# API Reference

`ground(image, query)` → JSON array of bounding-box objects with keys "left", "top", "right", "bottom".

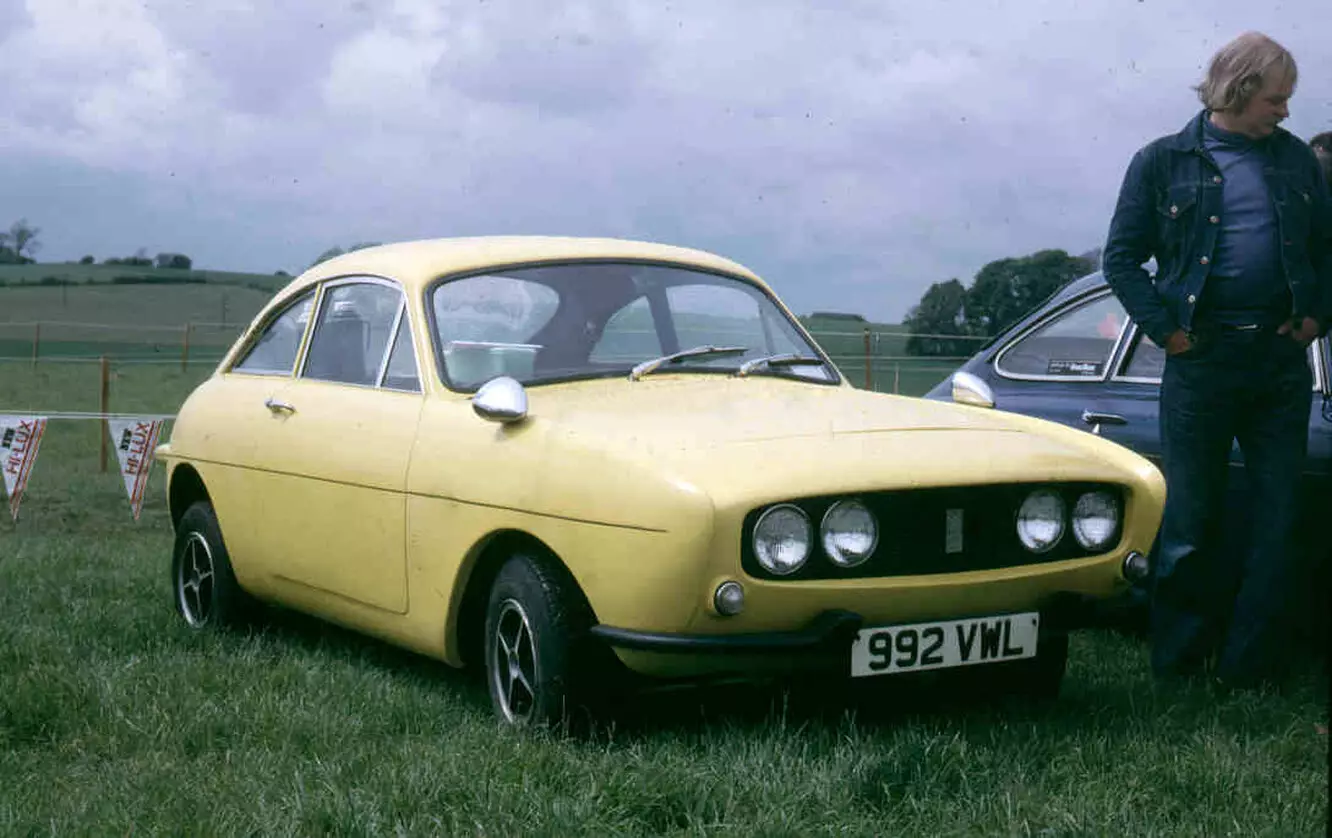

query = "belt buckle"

[{"left": 1234, "top": 323, "right": 1260, "bottom": 331}]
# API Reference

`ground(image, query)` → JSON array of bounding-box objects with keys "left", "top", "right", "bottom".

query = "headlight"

[
  {"left": 753, "top": 504, "right": 811, "bottom": 575},
  {"left": 1072, "top": 490, "right": 1120, "bottom": 551},
  {"left": 820, "top": 500, "right": 877, "bottom": 567},
  {"left": 1016, "top": 489, "right": 1065, "bottom": 552}
]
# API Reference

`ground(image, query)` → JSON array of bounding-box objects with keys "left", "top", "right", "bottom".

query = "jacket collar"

[
  {"left": 1167, "top": 109, "right": 1292, "bottom": 153},
  {"left": 1164, "top": 110, "right": 1210, "bottom": 152}
]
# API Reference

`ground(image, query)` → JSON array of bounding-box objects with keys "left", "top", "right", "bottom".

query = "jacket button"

[
  {"left": 1199, "top": 256, "right": 1210, "bottom": 265},
  {"left": 1187, "top": 294, "right": 1197, "bottom": 304},
  {"left": 1170, "top": 205, "right": 1179, "bottom": 215},
  {"left": 1209, "top": 215, "right": 1219, "bottom": 223}
]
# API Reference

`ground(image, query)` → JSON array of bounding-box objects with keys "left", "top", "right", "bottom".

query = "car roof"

[
  {"left": 280, "top": 236, "right": 767, "bottom": 297},
  {"left": 1047, "top": 271, "right": 1109, "bottom": 306}
]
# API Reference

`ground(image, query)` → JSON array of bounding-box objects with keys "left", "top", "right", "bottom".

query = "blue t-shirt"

[{"left": 1197, "top": 115, "right": 1290, "bottom": 325}]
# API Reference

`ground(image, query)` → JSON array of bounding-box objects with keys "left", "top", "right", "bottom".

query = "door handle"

[
  {"left": 1081, "top": 410, "right": 1127, "bottom": 435},
  {"left": 264, "top": 397, "right": 296, "bottom": 414}
]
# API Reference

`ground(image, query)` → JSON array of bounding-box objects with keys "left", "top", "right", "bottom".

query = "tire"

[
  {"left": 483, "top": 553, "right": 597, "bottom": 727},
  {"left": 171, "top": 501, "right": 252, "bottom": 630}
]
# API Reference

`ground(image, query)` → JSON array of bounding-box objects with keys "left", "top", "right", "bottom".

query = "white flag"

[
  {"left": 108, "top": 418, "right": 164, "bottom": 521},
  {"left": 1, "top": 416, "right": 48, "bottom": 522}
]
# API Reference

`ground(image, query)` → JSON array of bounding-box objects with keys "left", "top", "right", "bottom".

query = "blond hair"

[{"left": 1195, "top": 32, "right": 1297, "bottom": 113}]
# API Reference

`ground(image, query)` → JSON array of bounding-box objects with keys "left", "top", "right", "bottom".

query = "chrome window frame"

[
  {"left": 227, "top": 286, "right": 321, "bottom": 378},
  {"left": 993, "top": 289, "right": 1132, "bottom": 383},
  {"left": 377, "top": 302, "right": 423, "bottom": 393},
  {"left": 296, "top": 274, "right": 421, "bottom": 393}
]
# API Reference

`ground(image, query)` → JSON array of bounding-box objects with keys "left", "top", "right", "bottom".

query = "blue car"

[{"left": 926, "top": 272, "right": 1332, "bottom": 638}]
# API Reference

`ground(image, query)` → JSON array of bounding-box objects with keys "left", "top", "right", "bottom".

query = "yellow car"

[{"left": 157, "top": 236, "right": 1165, "bottom": 725}]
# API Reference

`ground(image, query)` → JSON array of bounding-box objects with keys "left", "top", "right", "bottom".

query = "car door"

[
  {"left": 986, "top": 290, "right": 1162, "bottom": 455},
  {"left": 252, "top": 276, "right": 425, "bottom": 614}
]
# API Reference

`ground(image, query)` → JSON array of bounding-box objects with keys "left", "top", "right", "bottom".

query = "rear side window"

[
  {"left": 232, "top": 289, "right": 316, "bottom": 376},
  {"left": 302, "top": 281, "right": 404, "bottom": 387},
  {"left": 996, "top": 294, "right": 1128, "bottom": 379}
]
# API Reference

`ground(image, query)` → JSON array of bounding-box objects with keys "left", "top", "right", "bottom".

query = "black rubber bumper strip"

[{"left": 587, "top": 609, "right": 865, "bottom": 655}]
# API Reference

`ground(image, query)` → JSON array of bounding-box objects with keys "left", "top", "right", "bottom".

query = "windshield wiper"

[
  {"left": 733, "top": 353, "right": 828, "bottom": 378},
  {"left": 629, "top": 345, "right": 748, "bottom": 381}
]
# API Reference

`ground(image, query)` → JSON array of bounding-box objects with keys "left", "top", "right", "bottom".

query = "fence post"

[
  {"left": 862, "top": 327, "right": 873, "bottom": 390},
  {"left": 99, "top": 356, "right": 110, "bottom": 473},
  {"left": 181, "top": 322, "right": 191, "bottom": 372},
  {"left": 31, "top": 323, "right": 40, "bottom": 369},
  {"left": 894, "top": 363, "right": 900, "bottom": 394}
]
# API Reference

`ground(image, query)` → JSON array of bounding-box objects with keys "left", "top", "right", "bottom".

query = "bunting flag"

[
  {"left": 107, "top": 418, "right": 165, "bottom": 521},
  {"left": 0, "top": 415, "right": 48, "bottom": 522}
]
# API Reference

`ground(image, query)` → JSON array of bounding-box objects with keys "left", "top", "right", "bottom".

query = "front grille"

[{"left": 740, "top": 482, "right": 1125, "bottom": 581}]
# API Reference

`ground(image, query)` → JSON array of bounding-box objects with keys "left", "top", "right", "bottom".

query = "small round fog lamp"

[
  {"left": 1122, "top": 551, "right": 1150, "bottom": 582},
  {"left": 713, "top": 581, "right": 745, "bottom": 616}
]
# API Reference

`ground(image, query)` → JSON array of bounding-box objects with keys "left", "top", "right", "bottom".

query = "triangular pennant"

[
  {"left": 107, "top": 418, "right": 164, "bottom": 521},
  {"left": 0, "top": 415, "right": 48, "bottom": 522}
]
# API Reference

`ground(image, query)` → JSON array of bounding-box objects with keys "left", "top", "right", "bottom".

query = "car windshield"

[{"left": 428, "top": 261, "right": 836, "bottom": 390}]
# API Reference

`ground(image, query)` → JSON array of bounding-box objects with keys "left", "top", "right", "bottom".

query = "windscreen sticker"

[{"left": 1047, "top": 359, "right": 1103, "bottom": 377}]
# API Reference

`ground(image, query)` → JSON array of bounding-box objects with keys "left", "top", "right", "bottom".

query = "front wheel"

[
  {"left": 171, "top": 501, "right": 252, "bottom": 629},
  {"left": 483, "top": 553, "right": 596, "bottom": 727}
]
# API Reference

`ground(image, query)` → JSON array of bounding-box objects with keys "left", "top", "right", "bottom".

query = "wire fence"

[{"left": 0, "top": 319, "right": 986, "bottom": 405}]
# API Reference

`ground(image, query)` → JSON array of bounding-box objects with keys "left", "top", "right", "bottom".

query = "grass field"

[{"left": 1, "top": 354, "right": 1329, "bottom": 835}]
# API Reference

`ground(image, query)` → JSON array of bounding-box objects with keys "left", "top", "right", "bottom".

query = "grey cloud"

[
  {"left": 432, "top": 5, "right": 653, "bottom": 114},
  {"left": 145, "top": 0, "right": 385, "bottom": 115},
  {"left": 3, "top": 0, "right": 1330, "bottom": 324}
]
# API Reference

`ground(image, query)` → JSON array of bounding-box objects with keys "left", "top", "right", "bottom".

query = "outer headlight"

[
  {"left": 1072, "top": 490, "right": 1120, "bottom": 551},
  {"left": 753, "top": 504, "right": 811, "bottom": 575},
  {"left": 1017, "top": 489, "right": 1065, "bottom": 553},
  {"left": 821, "top": 500, "right": 878, "bottom": 567}
]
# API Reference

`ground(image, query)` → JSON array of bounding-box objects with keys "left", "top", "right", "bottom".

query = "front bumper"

[
  {"left": 590, "top": 609, "right": 864, "bottom": 654},
  {"left": 588, "top": 592, "right": 1120, "bottom": 656}
]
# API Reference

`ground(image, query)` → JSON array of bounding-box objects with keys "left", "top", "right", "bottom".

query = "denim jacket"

[{"left": 1103, "top": 110, "right": 1332, "bottom": 347}]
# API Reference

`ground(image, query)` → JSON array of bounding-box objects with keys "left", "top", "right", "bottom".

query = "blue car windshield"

[{"left": 427, "top": 261, "right": 836, "bottom": 390}]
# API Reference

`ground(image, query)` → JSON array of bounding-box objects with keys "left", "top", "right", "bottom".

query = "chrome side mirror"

[
  {"left": 472, "top": 376, "right": 528, "bottom": 424},
  {"left": 950, "top": 371, "right": 995, "bottom": 409}
]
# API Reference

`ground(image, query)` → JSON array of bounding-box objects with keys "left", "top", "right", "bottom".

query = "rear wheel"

[{"left": 171, "top": 501, "right": 252, "bottom": 629}]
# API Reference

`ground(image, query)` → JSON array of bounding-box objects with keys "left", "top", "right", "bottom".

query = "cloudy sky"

[{"left": 1, "top": 0, "right": 1328, "bottom": 322}]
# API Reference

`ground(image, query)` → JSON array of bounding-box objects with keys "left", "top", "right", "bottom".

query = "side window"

[
  {"left": 382, "top": 314, "right": 421, "bottom": 392},
  {"left": 303, "top": 281, "right": 402, "bottom": 387},
  {"left": 233, "top": 289, "right": 316, "bottom": 376},
  {"left": 1119, "top": 330, "right": 1319, "bottom": 388},
  {"left": 589, "top": 297, "right": 662, "bottom": 362},
  {"left": 1119, "top": 331, "right": 1166, "bottom": 380},
  {"left": 996, "top": 294, "right": 1128, "bottom": 379}
]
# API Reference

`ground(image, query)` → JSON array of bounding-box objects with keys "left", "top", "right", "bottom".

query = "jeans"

[{"left": 1152, "top": 325, "right": 1313, "bottom": 685}]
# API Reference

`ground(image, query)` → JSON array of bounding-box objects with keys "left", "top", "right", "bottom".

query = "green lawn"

[{"left": 0, "top": 358, "right": 1327, "bottom": 836}]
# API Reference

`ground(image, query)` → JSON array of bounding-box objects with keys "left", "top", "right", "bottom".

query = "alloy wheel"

[
  {"left": 491, "top": 598, "right": 538, "bottom": 723},
  {"left": 177, "top": 531, "right": 216, "bottom": 628}
]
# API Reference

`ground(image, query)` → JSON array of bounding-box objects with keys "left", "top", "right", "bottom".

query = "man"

[
  {"left": 1102, "top": 32, "right": 1332, "bottom": 690},
  {"left": 1312, "top": 131, "right": 1332, "bottom": 189}
]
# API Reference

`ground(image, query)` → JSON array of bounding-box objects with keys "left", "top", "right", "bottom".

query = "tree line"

[{"left": 903, "top": 248, "right": 1100, "bottom": 356}]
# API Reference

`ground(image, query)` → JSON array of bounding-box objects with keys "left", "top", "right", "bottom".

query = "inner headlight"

[
  {"left": 753, "top": 504, "right": 811, "bottom": 575},
  {"left": 1072, "top": 490, "right": 1120, "bottom": 551},
  {"left": 821, "top": 500, "right": 878, "bottom": 567},
  {"left": 1017, "top": 489, "right": 1065, "bottom": 553}
]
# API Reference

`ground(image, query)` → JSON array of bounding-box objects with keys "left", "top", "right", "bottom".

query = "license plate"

[{"left": 849, "top": 612, "right": 1039, "bottom": 677}]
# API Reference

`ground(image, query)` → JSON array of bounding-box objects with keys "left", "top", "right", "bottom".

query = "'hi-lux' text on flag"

[
  {"left": 1, "top": 416, "right": 48, "bottom": 522},
  {"left": 108, "top": 418, "right": 165, "bottom": 521}
]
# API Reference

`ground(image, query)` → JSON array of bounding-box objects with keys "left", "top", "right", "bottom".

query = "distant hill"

[{"left": 0, "top": 262, "right": 290, "bottom": 293}]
